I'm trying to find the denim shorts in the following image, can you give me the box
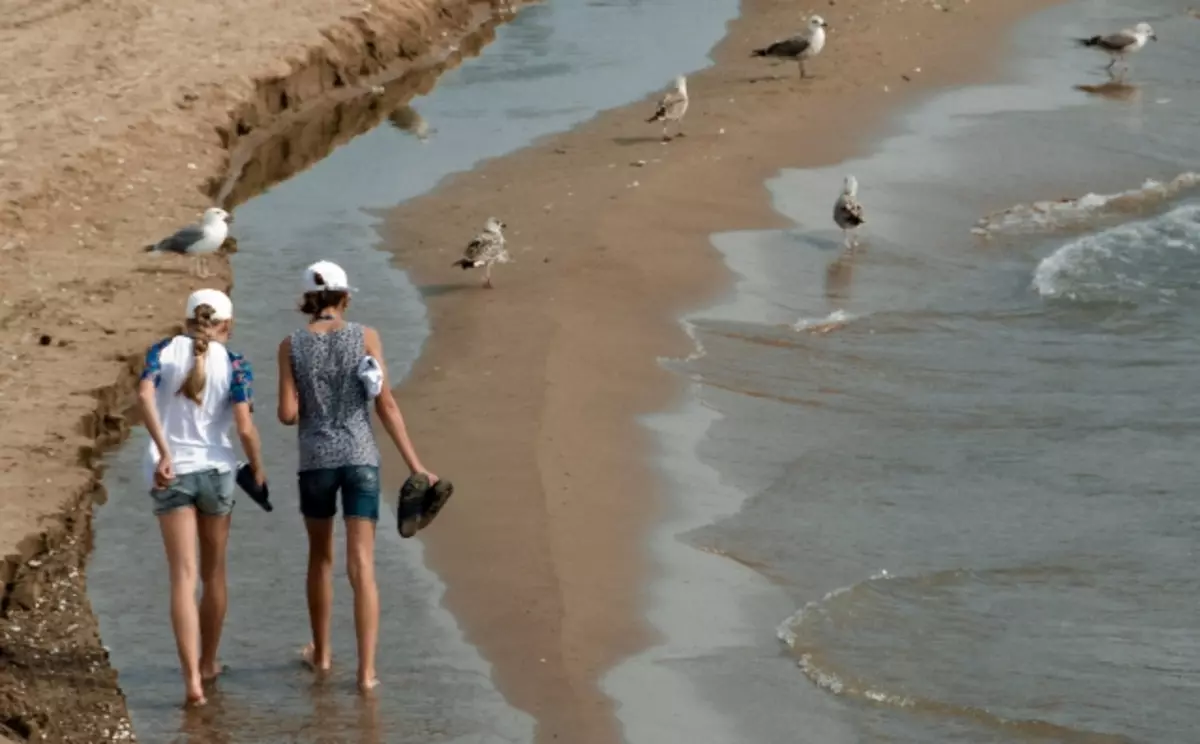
[150,468,236,517]
[298,465,380,521]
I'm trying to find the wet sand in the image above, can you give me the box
[381,0,1067,741]
[0,0,516,738]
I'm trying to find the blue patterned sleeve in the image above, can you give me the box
[140,337,172,388]
[228,351,254,406]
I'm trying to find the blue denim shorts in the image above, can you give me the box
[298,465,380,521]
[150,468,236,517]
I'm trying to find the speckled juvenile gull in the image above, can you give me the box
[1077,22,1157,78]
[833,175,865,247]
[752,15,829,79]
[452,217,510,289]
[646,75,689,141]
[144,207,231,278]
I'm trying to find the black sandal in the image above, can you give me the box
[417,480,454,532]
[397,473,430,538]
[236,463,273,512]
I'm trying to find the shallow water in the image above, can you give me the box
[638,1,1200,742]
[88,0,736,741]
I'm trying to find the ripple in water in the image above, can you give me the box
[775,565,1199,742]
[1032,202,1200,304]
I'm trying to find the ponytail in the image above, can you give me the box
[299,271,349,319]
[178,304,217,404]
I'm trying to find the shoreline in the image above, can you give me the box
[0,0,521,738]
[382,0,1067,741]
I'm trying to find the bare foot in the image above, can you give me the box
[300,643,332,673]
[201,663,229,684]
[183,690,207,708]
[183,673,206,706]
[358,677,380,694]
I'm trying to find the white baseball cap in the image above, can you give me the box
[185,288,233,321]
[303,260,355,293]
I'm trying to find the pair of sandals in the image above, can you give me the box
[397,473,454,538]
[238,464,453,537]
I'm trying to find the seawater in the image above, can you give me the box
[627,0,1200,742]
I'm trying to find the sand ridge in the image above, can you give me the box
[0,0,517,738]
[382,0,1066,741]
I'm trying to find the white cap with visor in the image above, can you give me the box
[303,261,355,293]
[185,288,233,321]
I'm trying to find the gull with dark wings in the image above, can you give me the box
[1077,22,1156,79]
[144,207,232,278]
[452,217,510,289]
[833,175,865,248]
[646,75,689,141]
[752,15,829,79]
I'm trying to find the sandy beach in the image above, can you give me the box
[381,0,1065,741]
[0,0,513,738]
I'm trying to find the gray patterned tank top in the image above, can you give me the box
[290,322,380,471]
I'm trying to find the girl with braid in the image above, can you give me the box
[136,289,266,707]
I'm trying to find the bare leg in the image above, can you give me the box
[800,60,807,79]
[345,518,380,692]
[483,263,494,289]
[197,513,231,681]
[158,507,205,706]
[304,517,336,672]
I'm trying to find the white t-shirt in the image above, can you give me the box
[139,335,254,489]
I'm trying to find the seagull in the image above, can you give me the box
[752,15,829,79]
[1077,22,1157,79]
[144,207,231,278]
[833,175,865,248]
[646,75,689,141]
[452,217,509,289]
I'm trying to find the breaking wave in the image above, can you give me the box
[1032,203,1200,301]
[974,172,1200,236]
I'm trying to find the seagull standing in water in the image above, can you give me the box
[833,175,865,248]
[646,75,689,141]
[452,217,510,289]
[1077,22,1157,79]
[752,15,829,79]
[144,207,232,278]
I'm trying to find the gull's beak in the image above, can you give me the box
[822,21,830,29]
[1151,33,1158,41]
[225,212,235,224]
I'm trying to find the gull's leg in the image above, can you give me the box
[662,122,670,141]
[190,256,200,278]
[483,262,493,289]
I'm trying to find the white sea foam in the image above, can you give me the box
[791,309,854,333]
[777,570,919,708]
[975,171,1200,236]
[1032,203,1200,299]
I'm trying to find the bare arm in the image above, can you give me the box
[364,327,435,480]
[233,403,266,484]
[277,337,299,426]
[136,378,174,487]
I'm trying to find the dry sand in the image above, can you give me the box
[0,0,513,738]
[383,0,1064,741]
